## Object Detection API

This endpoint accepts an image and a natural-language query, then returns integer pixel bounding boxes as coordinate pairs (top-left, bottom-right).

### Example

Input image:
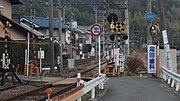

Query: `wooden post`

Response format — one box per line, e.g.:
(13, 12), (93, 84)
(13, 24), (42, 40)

(157, 41), (161, 78)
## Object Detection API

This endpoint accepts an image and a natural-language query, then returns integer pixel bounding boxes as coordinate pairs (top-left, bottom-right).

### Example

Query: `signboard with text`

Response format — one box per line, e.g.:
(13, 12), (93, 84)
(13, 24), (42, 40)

(148, 45), (157, 73)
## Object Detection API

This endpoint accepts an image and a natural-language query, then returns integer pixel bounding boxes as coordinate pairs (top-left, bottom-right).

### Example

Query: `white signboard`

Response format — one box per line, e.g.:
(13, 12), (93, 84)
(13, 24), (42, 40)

(38, 50), (44, 59)
(111, 48), (125, 72)
(148, 45), (157, 73)
(162, 30), (169, 44)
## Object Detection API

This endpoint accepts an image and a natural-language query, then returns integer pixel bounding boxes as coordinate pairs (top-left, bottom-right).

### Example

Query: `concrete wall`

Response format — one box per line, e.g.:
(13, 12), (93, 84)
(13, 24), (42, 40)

(160, 49), (177, 73)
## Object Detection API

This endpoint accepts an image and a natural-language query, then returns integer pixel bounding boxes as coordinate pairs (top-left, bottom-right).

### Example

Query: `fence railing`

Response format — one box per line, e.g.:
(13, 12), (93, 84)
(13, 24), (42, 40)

(162, 66), (180, 91)
(48, 74), (106, 101)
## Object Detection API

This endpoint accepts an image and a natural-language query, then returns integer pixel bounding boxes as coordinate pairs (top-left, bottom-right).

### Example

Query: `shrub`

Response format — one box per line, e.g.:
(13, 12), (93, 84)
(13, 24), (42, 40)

(125, 53), (145, 73)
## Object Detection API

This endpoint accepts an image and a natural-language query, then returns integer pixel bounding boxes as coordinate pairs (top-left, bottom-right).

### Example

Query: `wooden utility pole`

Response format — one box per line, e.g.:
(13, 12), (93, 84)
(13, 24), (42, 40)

(158, 0), (173, 72)
(58, 1), (64, 72)
(94, 5), (98, 61)
(48, 0), (55, 74)
(124, 0), (129, 57)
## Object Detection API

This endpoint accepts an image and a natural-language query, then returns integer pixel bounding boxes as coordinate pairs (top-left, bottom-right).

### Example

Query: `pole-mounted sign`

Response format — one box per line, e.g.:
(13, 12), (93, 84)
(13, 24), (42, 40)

(90, 23), (102, 36)
(145, 12), (155, 23)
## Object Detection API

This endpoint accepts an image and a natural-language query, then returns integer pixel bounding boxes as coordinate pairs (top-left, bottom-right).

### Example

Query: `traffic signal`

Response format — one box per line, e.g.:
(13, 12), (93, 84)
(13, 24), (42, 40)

(149, 24), (160, 42)
(115, 22), (122, 32)
(107, 13), (118, 24)
(110, 34), (115, 41)
(121, 34), (128, 40)
(115, 21), (126, 33)
(110, 21), (116, 33)
(121, 21), (127, 33)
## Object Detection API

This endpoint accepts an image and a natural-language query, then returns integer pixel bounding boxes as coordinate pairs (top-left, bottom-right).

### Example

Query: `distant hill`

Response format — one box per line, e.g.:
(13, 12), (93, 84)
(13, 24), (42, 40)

(13, 0), (180, 49)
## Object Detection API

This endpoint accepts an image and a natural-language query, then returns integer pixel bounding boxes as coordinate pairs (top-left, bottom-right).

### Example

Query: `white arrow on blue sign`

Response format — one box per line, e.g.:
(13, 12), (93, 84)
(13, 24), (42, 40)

(145, 12), (155, 23)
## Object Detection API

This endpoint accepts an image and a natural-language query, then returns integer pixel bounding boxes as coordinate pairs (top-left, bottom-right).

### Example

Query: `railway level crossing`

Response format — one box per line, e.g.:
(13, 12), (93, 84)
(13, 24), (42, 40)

(103, 13), (128, 77)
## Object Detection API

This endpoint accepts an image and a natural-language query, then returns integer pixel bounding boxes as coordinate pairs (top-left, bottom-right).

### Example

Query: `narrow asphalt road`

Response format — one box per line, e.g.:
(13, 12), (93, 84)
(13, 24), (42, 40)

(98, 77), (180, 101)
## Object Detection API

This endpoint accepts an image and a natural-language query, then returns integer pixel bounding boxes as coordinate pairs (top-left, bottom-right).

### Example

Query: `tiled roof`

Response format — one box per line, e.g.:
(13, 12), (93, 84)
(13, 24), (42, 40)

(22, 16), (70, 29)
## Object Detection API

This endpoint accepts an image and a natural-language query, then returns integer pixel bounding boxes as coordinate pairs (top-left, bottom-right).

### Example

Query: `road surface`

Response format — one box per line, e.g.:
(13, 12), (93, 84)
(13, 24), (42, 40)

(99, 77), (180, 101)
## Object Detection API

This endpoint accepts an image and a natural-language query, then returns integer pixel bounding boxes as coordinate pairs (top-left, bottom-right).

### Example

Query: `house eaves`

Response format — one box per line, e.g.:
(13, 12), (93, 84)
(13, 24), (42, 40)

(20, 22), (45, 37)
(10, 0), (23, 5)
(0, 13), (44, 39)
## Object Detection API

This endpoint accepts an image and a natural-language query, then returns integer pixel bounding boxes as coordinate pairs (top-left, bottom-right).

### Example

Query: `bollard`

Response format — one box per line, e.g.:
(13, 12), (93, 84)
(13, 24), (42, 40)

(77, 73), (81, 86)
(36, 66), (40, 76)
(91, 88), (95, 99)
(118, 66), (120, 77)
(24, 64), (27, 76)
(45, 88), (52, 101)
(164, 75), (167, 81)
(76, 73), (81, 101)
(175, 83), (179, 92)
(171, 79), (175, 88)
(168, 77), (171, 84)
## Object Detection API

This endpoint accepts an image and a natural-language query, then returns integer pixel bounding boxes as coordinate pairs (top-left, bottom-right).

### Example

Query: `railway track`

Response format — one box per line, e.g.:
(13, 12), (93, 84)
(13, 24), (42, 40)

(0, 84), (37, 101)
(0, 82), (28, 92)
(6, 83), (76, 101)
(0, 61), (105, 101)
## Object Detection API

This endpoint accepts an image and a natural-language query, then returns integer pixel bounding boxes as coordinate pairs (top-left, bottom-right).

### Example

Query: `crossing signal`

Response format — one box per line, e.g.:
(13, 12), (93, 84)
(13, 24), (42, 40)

(110, 21), (116, 33)
(115, 22), (122, 32)
(107, 13), (118, 24)
(121, 34), (128, 40)
(115, 21), (126, 33)
(110, 34), (115, 41)
(121, 21), (126, 33)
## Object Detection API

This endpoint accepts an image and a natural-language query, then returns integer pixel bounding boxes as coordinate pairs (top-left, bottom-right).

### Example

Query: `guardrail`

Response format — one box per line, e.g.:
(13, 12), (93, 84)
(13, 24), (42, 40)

(83, 74), (106, 93)
(75, 73), (106, 100)
(48, 73), (106, 101)
(162, 66), (180, 91)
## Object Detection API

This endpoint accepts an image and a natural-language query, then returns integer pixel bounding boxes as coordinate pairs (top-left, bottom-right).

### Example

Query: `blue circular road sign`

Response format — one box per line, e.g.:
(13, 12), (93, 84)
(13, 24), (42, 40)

(90, 24), (102, 36)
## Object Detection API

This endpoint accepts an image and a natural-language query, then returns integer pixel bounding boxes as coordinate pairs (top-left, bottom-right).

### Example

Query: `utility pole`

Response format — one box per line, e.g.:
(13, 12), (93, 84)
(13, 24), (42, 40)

(94, 5), (98, 61)
(58, 0), (64, 72)
(70, 13), (74, 59)
(48, 0), (55, 74)
(147, 0), (152, 45)
(158, 0), (173, 71)
(124, 0), (129, 57)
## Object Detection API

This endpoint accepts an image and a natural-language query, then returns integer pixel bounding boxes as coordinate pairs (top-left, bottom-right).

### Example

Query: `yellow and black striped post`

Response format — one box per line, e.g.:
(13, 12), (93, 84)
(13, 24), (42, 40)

(104, 0), (108, 64)
(4, 29), (9, 69)
(29, 0), (39, 76)
(30, 0), (36, 65)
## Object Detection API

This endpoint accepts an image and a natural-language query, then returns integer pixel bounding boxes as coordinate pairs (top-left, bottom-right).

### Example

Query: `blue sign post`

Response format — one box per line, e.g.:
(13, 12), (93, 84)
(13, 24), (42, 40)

(145, 12), (155, 23)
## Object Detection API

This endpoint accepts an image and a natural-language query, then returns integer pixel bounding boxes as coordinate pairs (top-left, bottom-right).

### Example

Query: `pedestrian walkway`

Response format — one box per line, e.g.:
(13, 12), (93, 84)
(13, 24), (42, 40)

(99, 77), (180, 101)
